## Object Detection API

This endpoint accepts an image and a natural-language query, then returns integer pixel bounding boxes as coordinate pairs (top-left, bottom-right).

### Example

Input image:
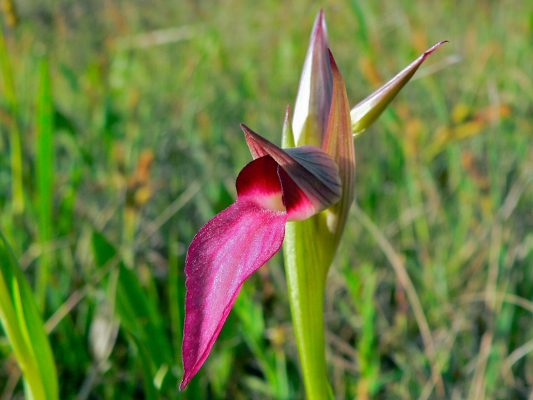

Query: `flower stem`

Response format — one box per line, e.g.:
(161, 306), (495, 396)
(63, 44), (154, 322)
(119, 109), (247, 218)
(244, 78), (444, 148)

(284, 218), (333, 400)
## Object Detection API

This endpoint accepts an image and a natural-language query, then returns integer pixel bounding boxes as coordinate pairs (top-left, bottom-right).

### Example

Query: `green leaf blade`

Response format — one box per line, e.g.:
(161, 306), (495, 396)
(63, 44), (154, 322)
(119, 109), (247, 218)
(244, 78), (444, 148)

(0, 232), (58, 400)
(35, 57), (55, 311)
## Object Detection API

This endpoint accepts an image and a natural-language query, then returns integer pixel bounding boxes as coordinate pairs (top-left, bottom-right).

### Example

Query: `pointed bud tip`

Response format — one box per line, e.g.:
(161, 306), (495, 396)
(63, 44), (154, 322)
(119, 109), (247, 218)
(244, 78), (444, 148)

(317, 9), (325, 26)
(311, 9), (327, 44)
(241, 123), (259, 144)
(240, 123), (253, 138)
(241, 123), (264, 159)
(423, 40), (449, 58)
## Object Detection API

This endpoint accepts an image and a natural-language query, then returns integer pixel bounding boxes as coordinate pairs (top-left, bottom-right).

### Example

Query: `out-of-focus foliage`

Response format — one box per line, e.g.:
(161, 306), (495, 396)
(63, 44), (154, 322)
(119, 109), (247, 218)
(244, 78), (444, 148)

(0, 1), (531, 398)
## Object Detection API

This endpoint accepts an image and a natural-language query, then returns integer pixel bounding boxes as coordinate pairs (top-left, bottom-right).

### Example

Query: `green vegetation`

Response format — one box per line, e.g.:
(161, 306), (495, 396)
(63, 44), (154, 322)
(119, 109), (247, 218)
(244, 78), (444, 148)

(0, 1), (531, 398)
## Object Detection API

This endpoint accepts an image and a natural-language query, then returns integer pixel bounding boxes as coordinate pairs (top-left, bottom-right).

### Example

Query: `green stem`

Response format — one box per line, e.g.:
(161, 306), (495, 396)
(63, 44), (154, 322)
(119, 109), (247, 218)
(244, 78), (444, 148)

(284, 219), (332, 400)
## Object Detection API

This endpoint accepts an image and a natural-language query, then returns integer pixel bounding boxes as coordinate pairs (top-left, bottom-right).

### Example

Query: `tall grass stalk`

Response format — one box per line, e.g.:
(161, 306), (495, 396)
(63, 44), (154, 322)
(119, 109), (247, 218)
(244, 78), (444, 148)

(0, 28), (24, 213)
(35, 58), (54, 310)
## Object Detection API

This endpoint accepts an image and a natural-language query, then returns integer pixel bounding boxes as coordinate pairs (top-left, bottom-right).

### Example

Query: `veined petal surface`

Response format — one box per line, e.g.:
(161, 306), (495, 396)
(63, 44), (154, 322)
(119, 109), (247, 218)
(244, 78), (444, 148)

(181, 200), (287, 389)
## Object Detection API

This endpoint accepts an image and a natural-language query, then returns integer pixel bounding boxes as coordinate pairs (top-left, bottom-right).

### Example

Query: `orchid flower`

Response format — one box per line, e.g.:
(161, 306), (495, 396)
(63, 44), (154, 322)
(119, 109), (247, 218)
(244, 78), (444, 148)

(181, 10), (446, 393)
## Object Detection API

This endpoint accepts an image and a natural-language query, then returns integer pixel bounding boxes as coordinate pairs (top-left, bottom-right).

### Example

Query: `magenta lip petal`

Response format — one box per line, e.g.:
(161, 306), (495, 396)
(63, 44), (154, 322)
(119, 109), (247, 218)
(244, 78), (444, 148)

(236, 155), (285, 212)
(180, 200), (287, 390)
(277, 167), (315, 221)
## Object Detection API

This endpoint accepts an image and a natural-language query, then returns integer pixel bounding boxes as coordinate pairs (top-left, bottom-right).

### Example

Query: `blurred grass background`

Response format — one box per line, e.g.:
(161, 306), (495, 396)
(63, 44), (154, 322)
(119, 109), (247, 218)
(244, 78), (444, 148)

(0, 0), (532, 399)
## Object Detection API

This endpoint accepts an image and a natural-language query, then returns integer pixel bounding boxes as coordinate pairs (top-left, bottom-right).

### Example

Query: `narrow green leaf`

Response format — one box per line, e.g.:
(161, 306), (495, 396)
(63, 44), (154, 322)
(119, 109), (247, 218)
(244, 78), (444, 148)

(346, 263), (381, 397)
(35, 57), (55, 311)
(0, 29), (24, 213)
(91, 232), (174, 392)
(116, 263), (173, 365)
(168, 231), (183, 360)
(131, 334), (159, 400)
(0, 232), (58, 400)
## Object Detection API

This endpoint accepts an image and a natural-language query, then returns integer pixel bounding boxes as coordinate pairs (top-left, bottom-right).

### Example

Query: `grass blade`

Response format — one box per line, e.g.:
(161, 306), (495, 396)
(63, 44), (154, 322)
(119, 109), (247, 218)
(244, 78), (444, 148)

(0, 231), (58, 399)
(0, 28), (24, 213)
(91, 231), (175, 394)
(35, 57), (55, 311)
